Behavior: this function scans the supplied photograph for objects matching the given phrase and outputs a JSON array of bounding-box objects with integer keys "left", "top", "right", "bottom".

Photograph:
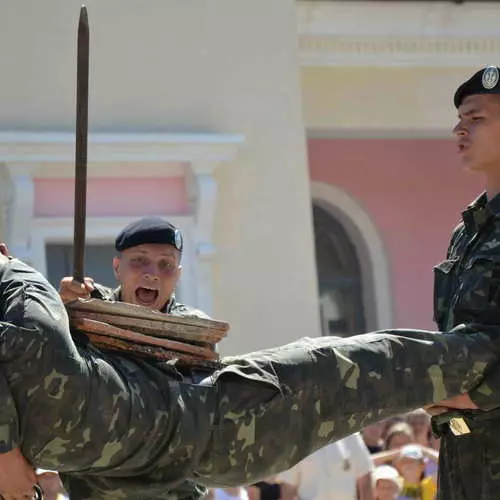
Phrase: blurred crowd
[{"left": 206, "top": 408, "right": 439, "bottom": 500}]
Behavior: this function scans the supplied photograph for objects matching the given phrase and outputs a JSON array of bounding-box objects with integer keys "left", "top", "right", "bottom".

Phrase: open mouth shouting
[
  {"left": 135, "top": 286, "right": 159, "bottom": 307},
  {"left": 458, "top": 141, "right": 470, "bottom": 154}
]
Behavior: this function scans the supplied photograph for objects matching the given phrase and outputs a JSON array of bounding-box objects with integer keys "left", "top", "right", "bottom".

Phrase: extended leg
[{"left": 1, "top": 256, "right": 499, "bottom": 498}]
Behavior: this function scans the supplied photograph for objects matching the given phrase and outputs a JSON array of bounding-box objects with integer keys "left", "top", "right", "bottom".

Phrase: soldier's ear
[
  {"left": 0, "top": 243, "right": 9, "bottom": 256},
  {"left": 112, "top": 256, "right": 121, "bottom": 280}
]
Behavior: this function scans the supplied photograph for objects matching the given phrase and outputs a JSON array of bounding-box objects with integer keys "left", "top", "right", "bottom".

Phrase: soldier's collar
[
  {"left": 462, "top": 192, "right": 500, "bottom": 233},
  {"left": 487, "top": 192, "right": 500, "bottom": 216},
  {"left": 114, "top": 286, "right": 175, "bottom": 313}
]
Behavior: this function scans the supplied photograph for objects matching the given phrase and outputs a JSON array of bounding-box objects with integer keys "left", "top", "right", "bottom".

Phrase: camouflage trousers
[{"left": 1, "top": 256, "right": 500, "bottom": 499}]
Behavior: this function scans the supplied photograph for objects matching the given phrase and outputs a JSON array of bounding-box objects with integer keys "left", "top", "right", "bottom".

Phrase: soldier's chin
[{"left": 463, "top": 161, "right": 490, "bottom": 174}]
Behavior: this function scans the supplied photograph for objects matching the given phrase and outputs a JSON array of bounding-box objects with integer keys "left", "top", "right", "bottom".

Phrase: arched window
[{"left": 313, "top": 204, "right": 366, "bottom": 337}]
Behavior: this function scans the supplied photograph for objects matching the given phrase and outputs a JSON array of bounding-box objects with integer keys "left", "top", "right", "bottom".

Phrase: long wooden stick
[{"left": 73, "top": 6, "right": 90, "bottom": 282}]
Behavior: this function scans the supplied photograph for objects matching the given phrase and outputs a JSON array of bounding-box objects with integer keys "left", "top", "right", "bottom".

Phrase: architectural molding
[
  {"left": 3, "top": 163, "right": 36, "bottom": 263},
  {"left": 0, "top": 132, "right": 245, "bottom": 177},
  {"left": 0, "top": 164, "right": 13, "bottom": 242},
  {"left": 297, "top": 1, "right": 500, "bottom": 67},
  {"left": 299, "top": 35, "right": 500, "bottom": 67},
  {"left": 187, "top": 162, "right": 222, "bottom": 316},
  {"left": 310, "top": 181, "right": 393, "bottom": 330}
]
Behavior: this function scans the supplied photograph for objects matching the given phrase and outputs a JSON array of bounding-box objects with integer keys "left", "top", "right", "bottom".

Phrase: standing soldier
[{"left": 422, "top": 65, "right": 500, "bottom": 499}]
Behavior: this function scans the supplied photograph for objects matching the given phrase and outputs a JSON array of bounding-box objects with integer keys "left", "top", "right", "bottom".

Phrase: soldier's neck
[{"left": 485, "top": 173, "right": 500, "bottom": 200}]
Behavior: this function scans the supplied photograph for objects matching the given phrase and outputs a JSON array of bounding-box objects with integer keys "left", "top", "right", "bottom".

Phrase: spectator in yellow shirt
[{"left": 393, "top": 445, "right": 436, "bottom": 500}]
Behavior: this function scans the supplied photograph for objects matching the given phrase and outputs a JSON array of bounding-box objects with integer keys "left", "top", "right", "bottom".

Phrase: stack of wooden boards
[{"left": 66, "top": 298, "right": 229, "bottom": 368}]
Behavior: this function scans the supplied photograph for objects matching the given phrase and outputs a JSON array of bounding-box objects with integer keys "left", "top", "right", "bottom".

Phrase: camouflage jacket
[
  {"left": 435, "top": 192, "right": 500, "bottom": 410},
  {"left": 430, "top": 192, "right": 500, "bottom": 499}
]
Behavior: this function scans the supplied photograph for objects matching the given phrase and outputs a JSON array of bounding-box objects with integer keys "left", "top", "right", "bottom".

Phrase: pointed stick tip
[
  {"left": 79, "top": 5, "right": 88, "bottom": 23},
  {"left": 78, "top": 5, "right": 89, "bottom": 33}
]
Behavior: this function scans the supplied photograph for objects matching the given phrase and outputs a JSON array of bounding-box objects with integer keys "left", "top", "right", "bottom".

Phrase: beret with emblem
[
  {"left": 115, "top": 217, "right": 183, "bottom": 252},
  {"left": 454, "top": 65, "right": 500, "bottom": 108}
]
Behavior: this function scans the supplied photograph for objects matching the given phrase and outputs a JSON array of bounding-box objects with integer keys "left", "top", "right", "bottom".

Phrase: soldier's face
[
  {"left": 113, "top": 243, "right": 182, "bottom": 310},
  {"left": 454, "top": 94, "right": 500, "bottom": 174}
]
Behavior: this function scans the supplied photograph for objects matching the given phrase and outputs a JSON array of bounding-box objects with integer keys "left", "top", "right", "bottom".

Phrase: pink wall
[
  {"left": 308, "top": 138, "right": 483, "bottom": 330},
  {"left": 35, "top": 177, "right": 190, "bottom": 217}
]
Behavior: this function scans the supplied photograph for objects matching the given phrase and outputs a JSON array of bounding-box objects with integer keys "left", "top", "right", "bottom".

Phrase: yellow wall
[{"left": 302, "top": 66, "right": 472, "bottom": 134}]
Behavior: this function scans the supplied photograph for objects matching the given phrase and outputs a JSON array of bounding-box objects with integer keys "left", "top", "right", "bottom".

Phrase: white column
[
  {"left": 187, "top": 162, "right": 219, "bottom": 316},
  {"left": 0, "top": 164, "right": 13, "bottom": 243},
  {"left": 4, "top": 164, "right": 36, "bottom": 264}
]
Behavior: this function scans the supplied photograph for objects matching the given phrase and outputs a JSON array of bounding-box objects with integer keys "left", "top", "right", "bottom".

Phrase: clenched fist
[{"left": 59, "top": 276, "right": 95, "bottom": 304}]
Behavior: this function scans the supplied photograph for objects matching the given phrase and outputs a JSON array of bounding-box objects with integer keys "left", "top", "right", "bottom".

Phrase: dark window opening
[{"left": 313, "top": 204, "right": 366, "bottom": 337}]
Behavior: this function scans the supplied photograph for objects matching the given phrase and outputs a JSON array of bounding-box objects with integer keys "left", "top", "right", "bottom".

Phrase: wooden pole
[{"left": 73, "top": 5, "right": 89, "bottom": 282}]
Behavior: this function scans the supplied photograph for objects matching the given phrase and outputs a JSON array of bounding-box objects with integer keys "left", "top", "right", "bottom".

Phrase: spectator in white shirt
[{"left": 275, "top": 432, "right": 374, "bottom": 500}]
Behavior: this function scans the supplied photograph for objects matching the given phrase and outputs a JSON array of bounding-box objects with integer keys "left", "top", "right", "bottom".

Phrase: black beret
[
  {"left": 115, "top": 217, "right": 183, "bottom": 252},
  {"left": 454, "top": 65, "right": 500, "bottom": 108}
]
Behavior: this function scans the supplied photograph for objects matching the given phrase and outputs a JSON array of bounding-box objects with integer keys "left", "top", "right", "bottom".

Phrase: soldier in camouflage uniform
[
  {"left": 58, "top": 217, "right": 226, "bottom": 498},
  {"left": 420, "top": 65, "right": 500, "bottom": 500}
]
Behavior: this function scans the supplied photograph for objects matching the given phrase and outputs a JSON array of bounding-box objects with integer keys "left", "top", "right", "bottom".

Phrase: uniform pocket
[
  {"left": 456, "top": 255, "right": 500, "bottom": 325},
  {"left": 433, "top": 259, "right": 458, "bottom": 329}
]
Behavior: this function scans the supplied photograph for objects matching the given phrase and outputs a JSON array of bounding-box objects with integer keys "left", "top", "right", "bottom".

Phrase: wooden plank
[
  {"left": 83, "top": 332, "right": 223, "bottom": 370},
  {"left": 71, "top": 318, "right": 218, "bottom": 360},
  {"left": 85, "top": 332, "right": 181, "bottom": 361},
  {"left": 68, "top": 310, "right": 225, "bottom": 344},
  {"left": 67, "top": 298, "right": 230, "bottom": 332}
]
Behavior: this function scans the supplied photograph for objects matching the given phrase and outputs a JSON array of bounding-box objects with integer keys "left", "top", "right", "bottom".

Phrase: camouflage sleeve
[
  {"left": 0, "top": 371, "right": 19, "bottom": 453},
  {"left": 467, "top": 326, "right": 500, "bottom": 410},
  {"left": 192, "top": 326, "right": 499, "bottom": 486}
]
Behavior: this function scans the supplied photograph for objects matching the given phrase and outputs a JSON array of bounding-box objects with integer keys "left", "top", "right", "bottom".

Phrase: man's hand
[
  {"left": 36, "top": 471, "right": 64, "bottom": 500},
  {"left": 59, "top": 276, "right": 94, "bottom": 304},
  {"left": 424, "top": 393, "right": 479, "bottom": 416},
  {"left": 0, "top": 447, "right": 37, "bottom": 499}
]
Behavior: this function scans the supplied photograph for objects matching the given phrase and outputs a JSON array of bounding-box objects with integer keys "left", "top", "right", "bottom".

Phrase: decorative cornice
[
  {"left": 299, "top": 35, "right": 500, "bottom": 67},
  {"left": 297, "top": 1, "right": 500, "bottom": 67},
  {"left": 0, "top": 132, "right": 245, "bottom": 177}
]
